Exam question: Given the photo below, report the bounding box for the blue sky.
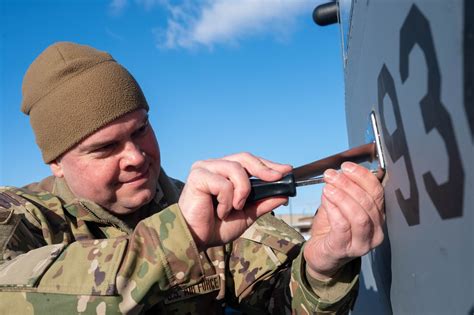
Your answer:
[0,0,347,215]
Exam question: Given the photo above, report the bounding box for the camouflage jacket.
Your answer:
[0,170,359,314]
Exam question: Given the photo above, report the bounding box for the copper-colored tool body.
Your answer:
[292,142,376,181]
[247,112,385,203]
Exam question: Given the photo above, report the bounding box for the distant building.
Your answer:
[275,213,313,240]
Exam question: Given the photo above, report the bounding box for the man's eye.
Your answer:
[94,143,117,154]
[134,122,149,137]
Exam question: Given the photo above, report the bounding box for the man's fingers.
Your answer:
[341,162,384,211]
[243,196,289,226]
[324,169,376,212]
[304,164,386,276]
[211,196,288,245]
[322,184,374,256]
[188,167,234,219]
[191,159,251,210]
[192,154,293,209]
[181,154,294,250]
[320,196,351,256]
[323,168,384,236]
[256,156,293,173]
[223,152,292,182]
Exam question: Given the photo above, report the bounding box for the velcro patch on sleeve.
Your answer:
[0,243,65,288]
[0,209,21,262]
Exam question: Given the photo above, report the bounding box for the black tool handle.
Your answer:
[247,173,297,203]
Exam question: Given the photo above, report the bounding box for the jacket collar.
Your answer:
[51,168,180,234]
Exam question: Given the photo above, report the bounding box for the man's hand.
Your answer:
[304,162,385,280]
[178,153,292,252]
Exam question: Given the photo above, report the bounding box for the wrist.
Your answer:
[303,239,347,281]
[305,263,341,281]
[177,200,208,252]
[187,227,206,252]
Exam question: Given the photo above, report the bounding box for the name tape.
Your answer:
[164,274,221,304]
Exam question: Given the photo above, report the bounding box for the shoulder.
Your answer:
[0,178,63,217]
[1,176,57,207]
[0,179,69,243]
[22,176,55,193]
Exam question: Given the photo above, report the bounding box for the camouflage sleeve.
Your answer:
[226,213,359,314]
[290,246,360,314]
[0,187,204,314]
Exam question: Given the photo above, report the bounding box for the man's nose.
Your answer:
[120,141,146,169]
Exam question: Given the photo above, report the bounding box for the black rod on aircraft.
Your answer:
[313,2,338,26]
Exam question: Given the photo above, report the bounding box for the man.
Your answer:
[0,42,385,314]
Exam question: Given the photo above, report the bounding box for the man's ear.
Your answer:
[49,160,64,178]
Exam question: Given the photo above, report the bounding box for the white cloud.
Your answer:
[109,0,320,49]
[109,0,128,15]
[155,0,317,49]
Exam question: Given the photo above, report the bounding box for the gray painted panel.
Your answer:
[344,0,473,314]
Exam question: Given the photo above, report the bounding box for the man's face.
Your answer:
[50,109,161,215]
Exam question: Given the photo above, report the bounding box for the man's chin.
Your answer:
[111,181,157,214]
[123,190,155,210]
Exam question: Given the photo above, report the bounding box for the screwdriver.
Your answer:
[246,111,385,204]
[247,173,324,203]
[247,169,379,204]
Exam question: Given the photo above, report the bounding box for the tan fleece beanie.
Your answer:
[21,42,149,163]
